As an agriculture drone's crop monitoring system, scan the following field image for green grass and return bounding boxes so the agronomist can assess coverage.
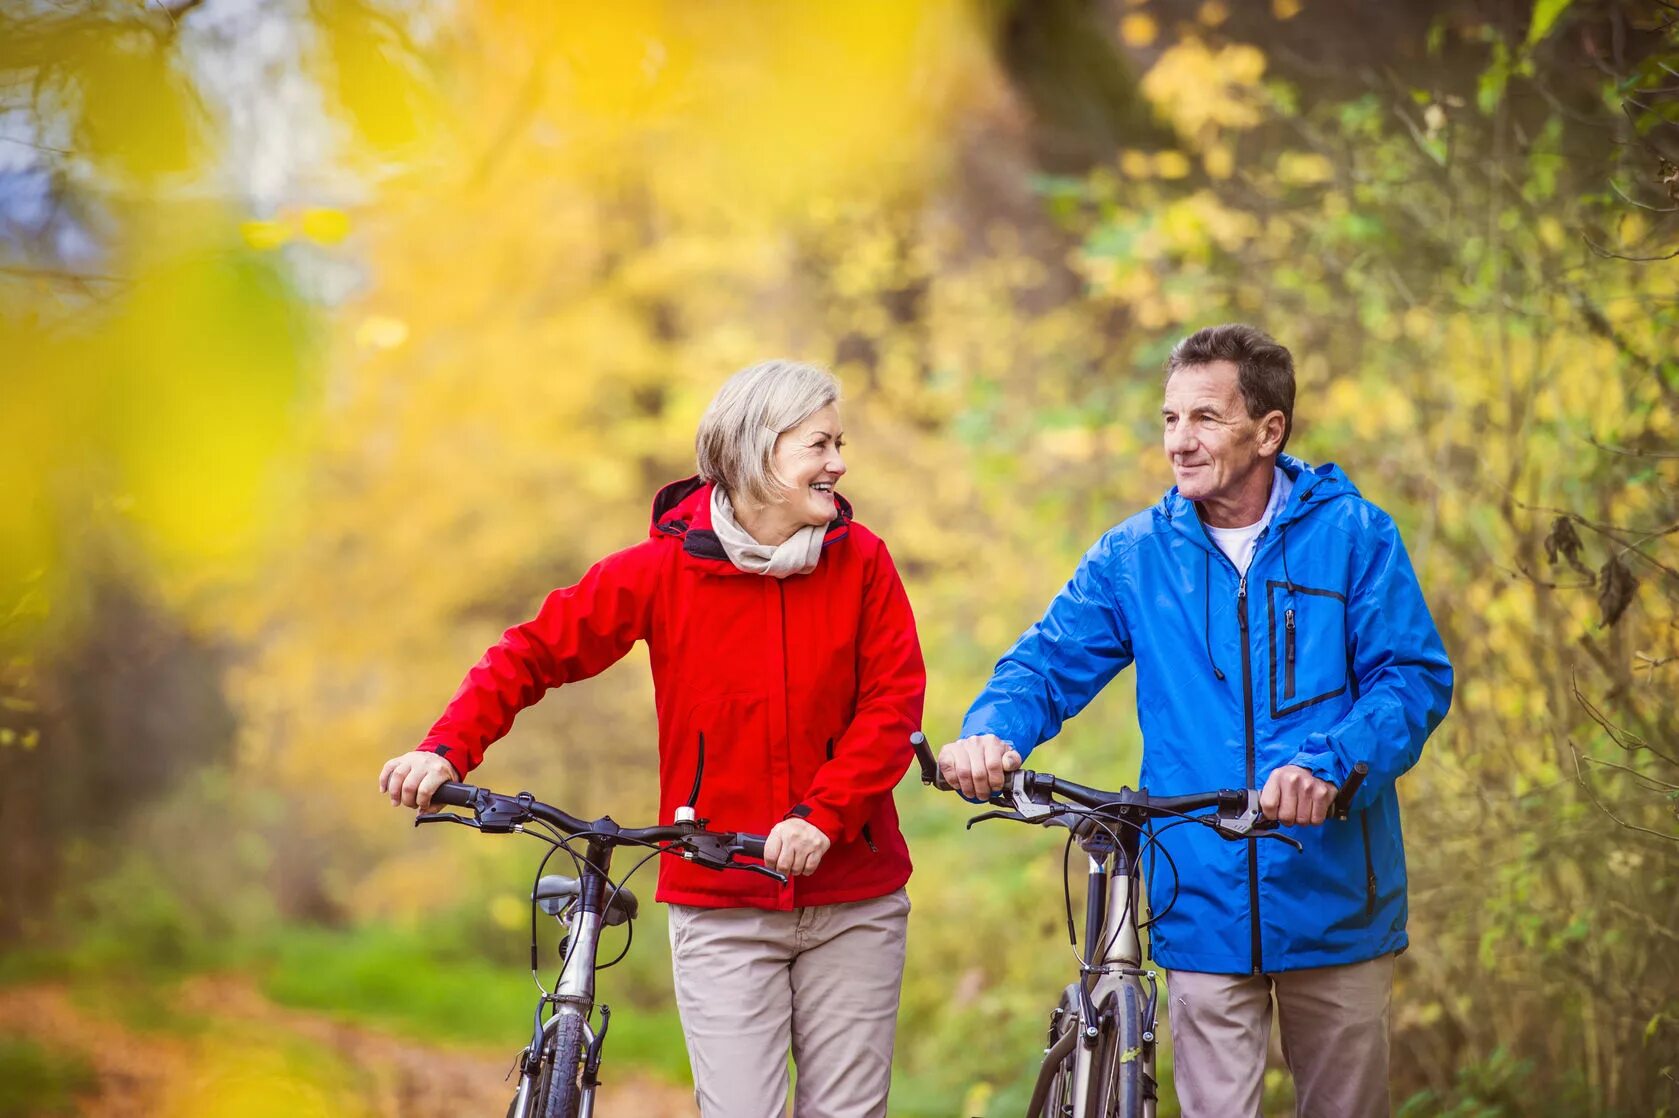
[261,922,541,1049]
[0,1037,96,1118]
[260,919,695,1082]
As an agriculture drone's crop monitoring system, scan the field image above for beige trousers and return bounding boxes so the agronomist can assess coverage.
[1165,953,1395,1118]
[667,889,910,1118]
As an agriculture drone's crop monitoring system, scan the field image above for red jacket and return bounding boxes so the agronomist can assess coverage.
[417,477,925,910]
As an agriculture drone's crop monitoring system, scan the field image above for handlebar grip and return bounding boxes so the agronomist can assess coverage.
[1331,762,1368,820]
[431,782,479,808]
[733,835,767,860]
[909,732,951,791]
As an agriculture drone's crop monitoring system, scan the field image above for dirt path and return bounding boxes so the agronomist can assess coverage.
[0,977,698,1117]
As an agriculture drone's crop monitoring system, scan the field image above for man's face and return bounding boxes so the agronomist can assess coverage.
[1161,360,1279,504]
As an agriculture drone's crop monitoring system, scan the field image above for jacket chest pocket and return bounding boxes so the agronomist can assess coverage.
[1266,580,1350,718]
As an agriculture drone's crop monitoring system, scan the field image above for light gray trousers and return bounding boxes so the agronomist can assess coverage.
[667,889,910,1118]
[1165,953,1396,1118]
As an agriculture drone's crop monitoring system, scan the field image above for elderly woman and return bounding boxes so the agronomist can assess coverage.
[378,360,924,1118]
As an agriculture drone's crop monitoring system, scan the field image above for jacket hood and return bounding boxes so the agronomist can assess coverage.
[649,476,853,570]
[1156,455,1361,550]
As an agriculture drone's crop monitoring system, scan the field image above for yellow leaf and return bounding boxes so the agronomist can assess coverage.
[1276,151,1335,184]
[1155,150,1192,179]
[300,207,351,245]
[1121,13,1158,46]
[1538,216,1566,251]
[1403,306,1437,341]
[1273,0,1304,18]
[1141,41,1267,136]
[240,220,292,251]
[1203,142,1235,180]
[1199,1,1230,26]
[1120,149,1153,178]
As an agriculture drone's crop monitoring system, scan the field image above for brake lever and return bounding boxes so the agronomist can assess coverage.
[1201,813,1305,852]
[965,809,1033,829]
[679,835,791,886]
[735,862,790,885]
[413,812,479,830]
[1006,771,1055,820]
[1214,789,1269,837]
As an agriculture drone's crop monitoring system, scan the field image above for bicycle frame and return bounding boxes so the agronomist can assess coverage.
[422,777,776,1118]
[1027,820,1158,1118]
[509,836,613,1118]
[907,733,1361,1118]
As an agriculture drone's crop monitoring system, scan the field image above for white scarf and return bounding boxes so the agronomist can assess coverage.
[709,487,825,578]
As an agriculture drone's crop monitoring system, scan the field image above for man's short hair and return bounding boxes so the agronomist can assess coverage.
[1165,324,1296,453]
[695,359,840,506]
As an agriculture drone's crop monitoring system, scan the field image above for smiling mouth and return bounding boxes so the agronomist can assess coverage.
[810,481,837,495]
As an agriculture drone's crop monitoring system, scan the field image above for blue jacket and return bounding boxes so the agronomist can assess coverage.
[961,456,1452,974]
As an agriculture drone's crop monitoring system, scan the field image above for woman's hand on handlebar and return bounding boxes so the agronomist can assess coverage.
[379,750,459,812]
[763,818,831,877]
[937,735,1022,800]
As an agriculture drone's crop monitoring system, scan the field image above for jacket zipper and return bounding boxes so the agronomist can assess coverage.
[827,738,877,852]
[1360,810,1377,917]
[1197,515,1266,976]
[1238,575,1263,974]
[1284,607,1297,700]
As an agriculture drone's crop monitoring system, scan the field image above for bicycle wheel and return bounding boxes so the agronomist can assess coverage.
[1091,983,1148,1118]
[541,1011,588,1118]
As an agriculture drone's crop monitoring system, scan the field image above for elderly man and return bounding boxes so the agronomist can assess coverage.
[940,324,1452,1117]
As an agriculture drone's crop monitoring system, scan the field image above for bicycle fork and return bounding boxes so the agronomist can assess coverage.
[1070,850,1156,1118]
[513,849,612,1118]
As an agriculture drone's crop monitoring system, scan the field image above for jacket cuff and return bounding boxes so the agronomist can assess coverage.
[955,718,1032,761]
[417,741,467,780]
[785,801,845,843]
[1283,748,1342,787]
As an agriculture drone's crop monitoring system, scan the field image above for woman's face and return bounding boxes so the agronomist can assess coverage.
[769,404,847,528]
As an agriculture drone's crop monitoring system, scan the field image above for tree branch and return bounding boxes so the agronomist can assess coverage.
[1573,674,1679,768]
[1580,233,1679,262]
[1570,745,1679,844]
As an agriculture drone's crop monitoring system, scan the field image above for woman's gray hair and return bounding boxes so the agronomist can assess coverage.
[696,360,840,506]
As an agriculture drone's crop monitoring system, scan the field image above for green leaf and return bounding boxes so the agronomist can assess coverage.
[1526,0,1574,47]
[1426,19,1447,57]
[1478,41,1512,115]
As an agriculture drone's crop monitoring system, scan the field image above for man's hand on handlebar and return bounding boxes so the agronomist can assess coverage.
[937,734,1023,799]
[379,750,458,812]
[1259,765,1338,827]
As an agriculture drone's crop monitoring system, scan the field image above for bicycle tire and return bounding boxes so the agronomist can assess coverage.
[1090,983,1147,1118]
[1033,983,1150,1118]
[541,1011,588,1118]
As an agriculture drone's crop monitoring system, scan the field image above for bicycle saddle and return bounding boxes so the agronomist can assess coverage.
[534,875,640,926]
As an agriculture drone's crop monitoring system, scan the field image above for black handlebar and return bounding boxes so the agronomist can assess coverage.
[910,732,1371,829]
[909,731,949,791]
[732,835,768,860]
[430,781,478,808]
[424,781,770,870]
[1331,761,1368,820]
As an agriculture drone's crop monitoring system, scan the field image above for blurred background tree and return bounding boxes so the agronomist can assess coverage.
[1,1,1675,1115]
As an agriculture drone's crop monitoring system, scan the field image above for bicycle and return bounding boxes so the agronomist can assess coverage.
[908,732,1365,1118]
[416,744,783,1118]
